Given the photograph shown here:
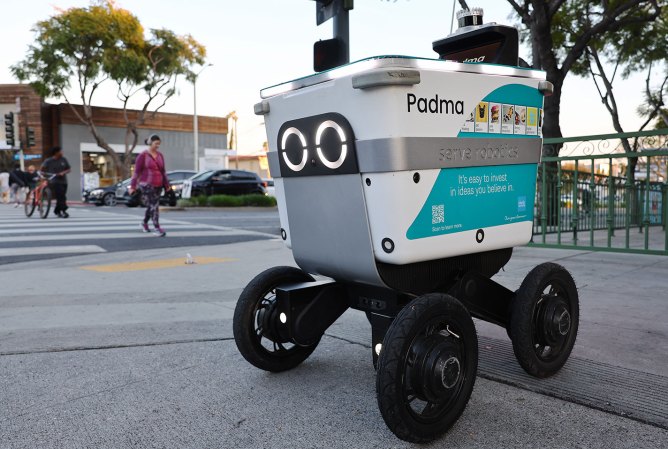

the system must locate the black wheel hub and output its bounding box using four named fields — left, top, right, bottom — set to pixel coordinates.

left=537, top=296, right=571, bottom=346
left=256, top=297, right=290, bottom=344
left=408, top=331, right=463, bottom=404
